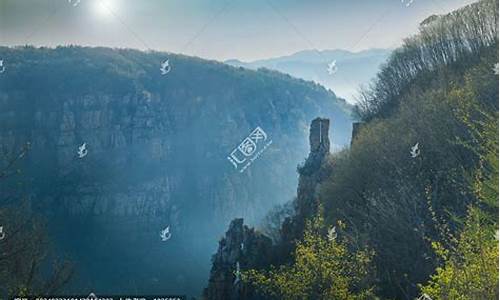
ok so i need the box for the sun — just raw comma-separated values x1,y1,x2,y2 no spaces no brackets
93,0,116,18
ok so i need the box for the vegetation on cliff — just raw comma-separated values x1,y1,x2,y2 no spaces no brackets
233,0,498,299
0,146,73,297
419,60,499,299
243,209,373,300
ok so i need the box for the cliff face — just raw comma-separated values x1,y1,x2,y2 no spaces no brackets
0,46,352,296
204,219,273,300
281,117,333,246
204,118,335,299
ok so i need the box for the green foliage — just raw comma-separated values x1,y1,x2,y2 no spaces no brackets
246,1,499,298
243,210,374,300
419,207,498,299
317,2,498,298
418,64,499,299
321,80,480,298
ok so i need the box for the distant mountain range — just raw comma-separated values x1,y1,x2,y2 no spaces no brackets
225,49,391,103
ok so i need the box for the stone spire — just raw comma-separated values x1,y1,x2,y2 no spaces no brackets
280,117,333,255
309,117,330,156
301,118,330,174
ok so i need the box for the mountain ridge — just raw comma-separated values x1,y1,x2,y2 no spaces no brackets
224,48,391,103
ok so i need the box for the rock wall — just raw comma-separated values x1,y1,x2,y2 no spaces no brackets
203,219,273,300
204,118,335,299
280,117,334,263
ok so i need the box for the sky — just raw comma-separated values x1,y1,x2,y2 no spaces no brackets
0,0,477,62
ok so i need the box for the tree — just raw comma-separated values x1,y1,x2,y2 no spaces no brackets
356,0,498,121
243,209,373,300
418,69,499,300
0,203,73,297
418,207,498,299
0,144,73,298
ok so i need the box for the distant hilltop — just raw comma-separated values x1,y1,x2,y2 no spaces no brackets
225,48,391,103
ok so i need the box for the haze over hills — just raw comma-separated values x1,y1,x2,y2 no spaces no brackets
0,45,353,297
0,0,495,299
225,48,391,103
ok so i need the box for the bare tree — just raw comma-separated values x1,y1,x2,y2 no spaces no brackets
0,144,73,297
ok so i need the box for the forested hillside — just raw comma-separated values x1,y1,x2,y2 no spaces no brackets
0,46,353,297
206,0,499,299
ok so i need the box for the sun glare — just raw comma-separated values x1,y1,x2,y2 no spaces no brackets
93,0,116,18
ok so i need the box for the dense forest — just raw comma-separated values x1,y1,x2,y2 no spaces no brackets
205,0,499,299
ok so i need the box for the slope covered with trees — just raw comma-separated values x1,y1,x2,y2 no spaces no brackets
210,0,498,299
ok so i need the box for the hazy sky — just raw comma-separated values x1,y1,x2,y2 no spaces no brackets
0,0,477,61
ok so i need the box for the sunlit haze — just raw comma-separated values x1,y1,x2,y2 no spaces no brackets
0,0,477,61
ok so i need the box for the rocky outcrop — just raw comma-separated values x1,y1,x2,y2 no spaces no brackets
204,118,335,299
281,117,333,254
295,117,331,176
309,117,330,157
296,117,331,218
204,219,273,300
